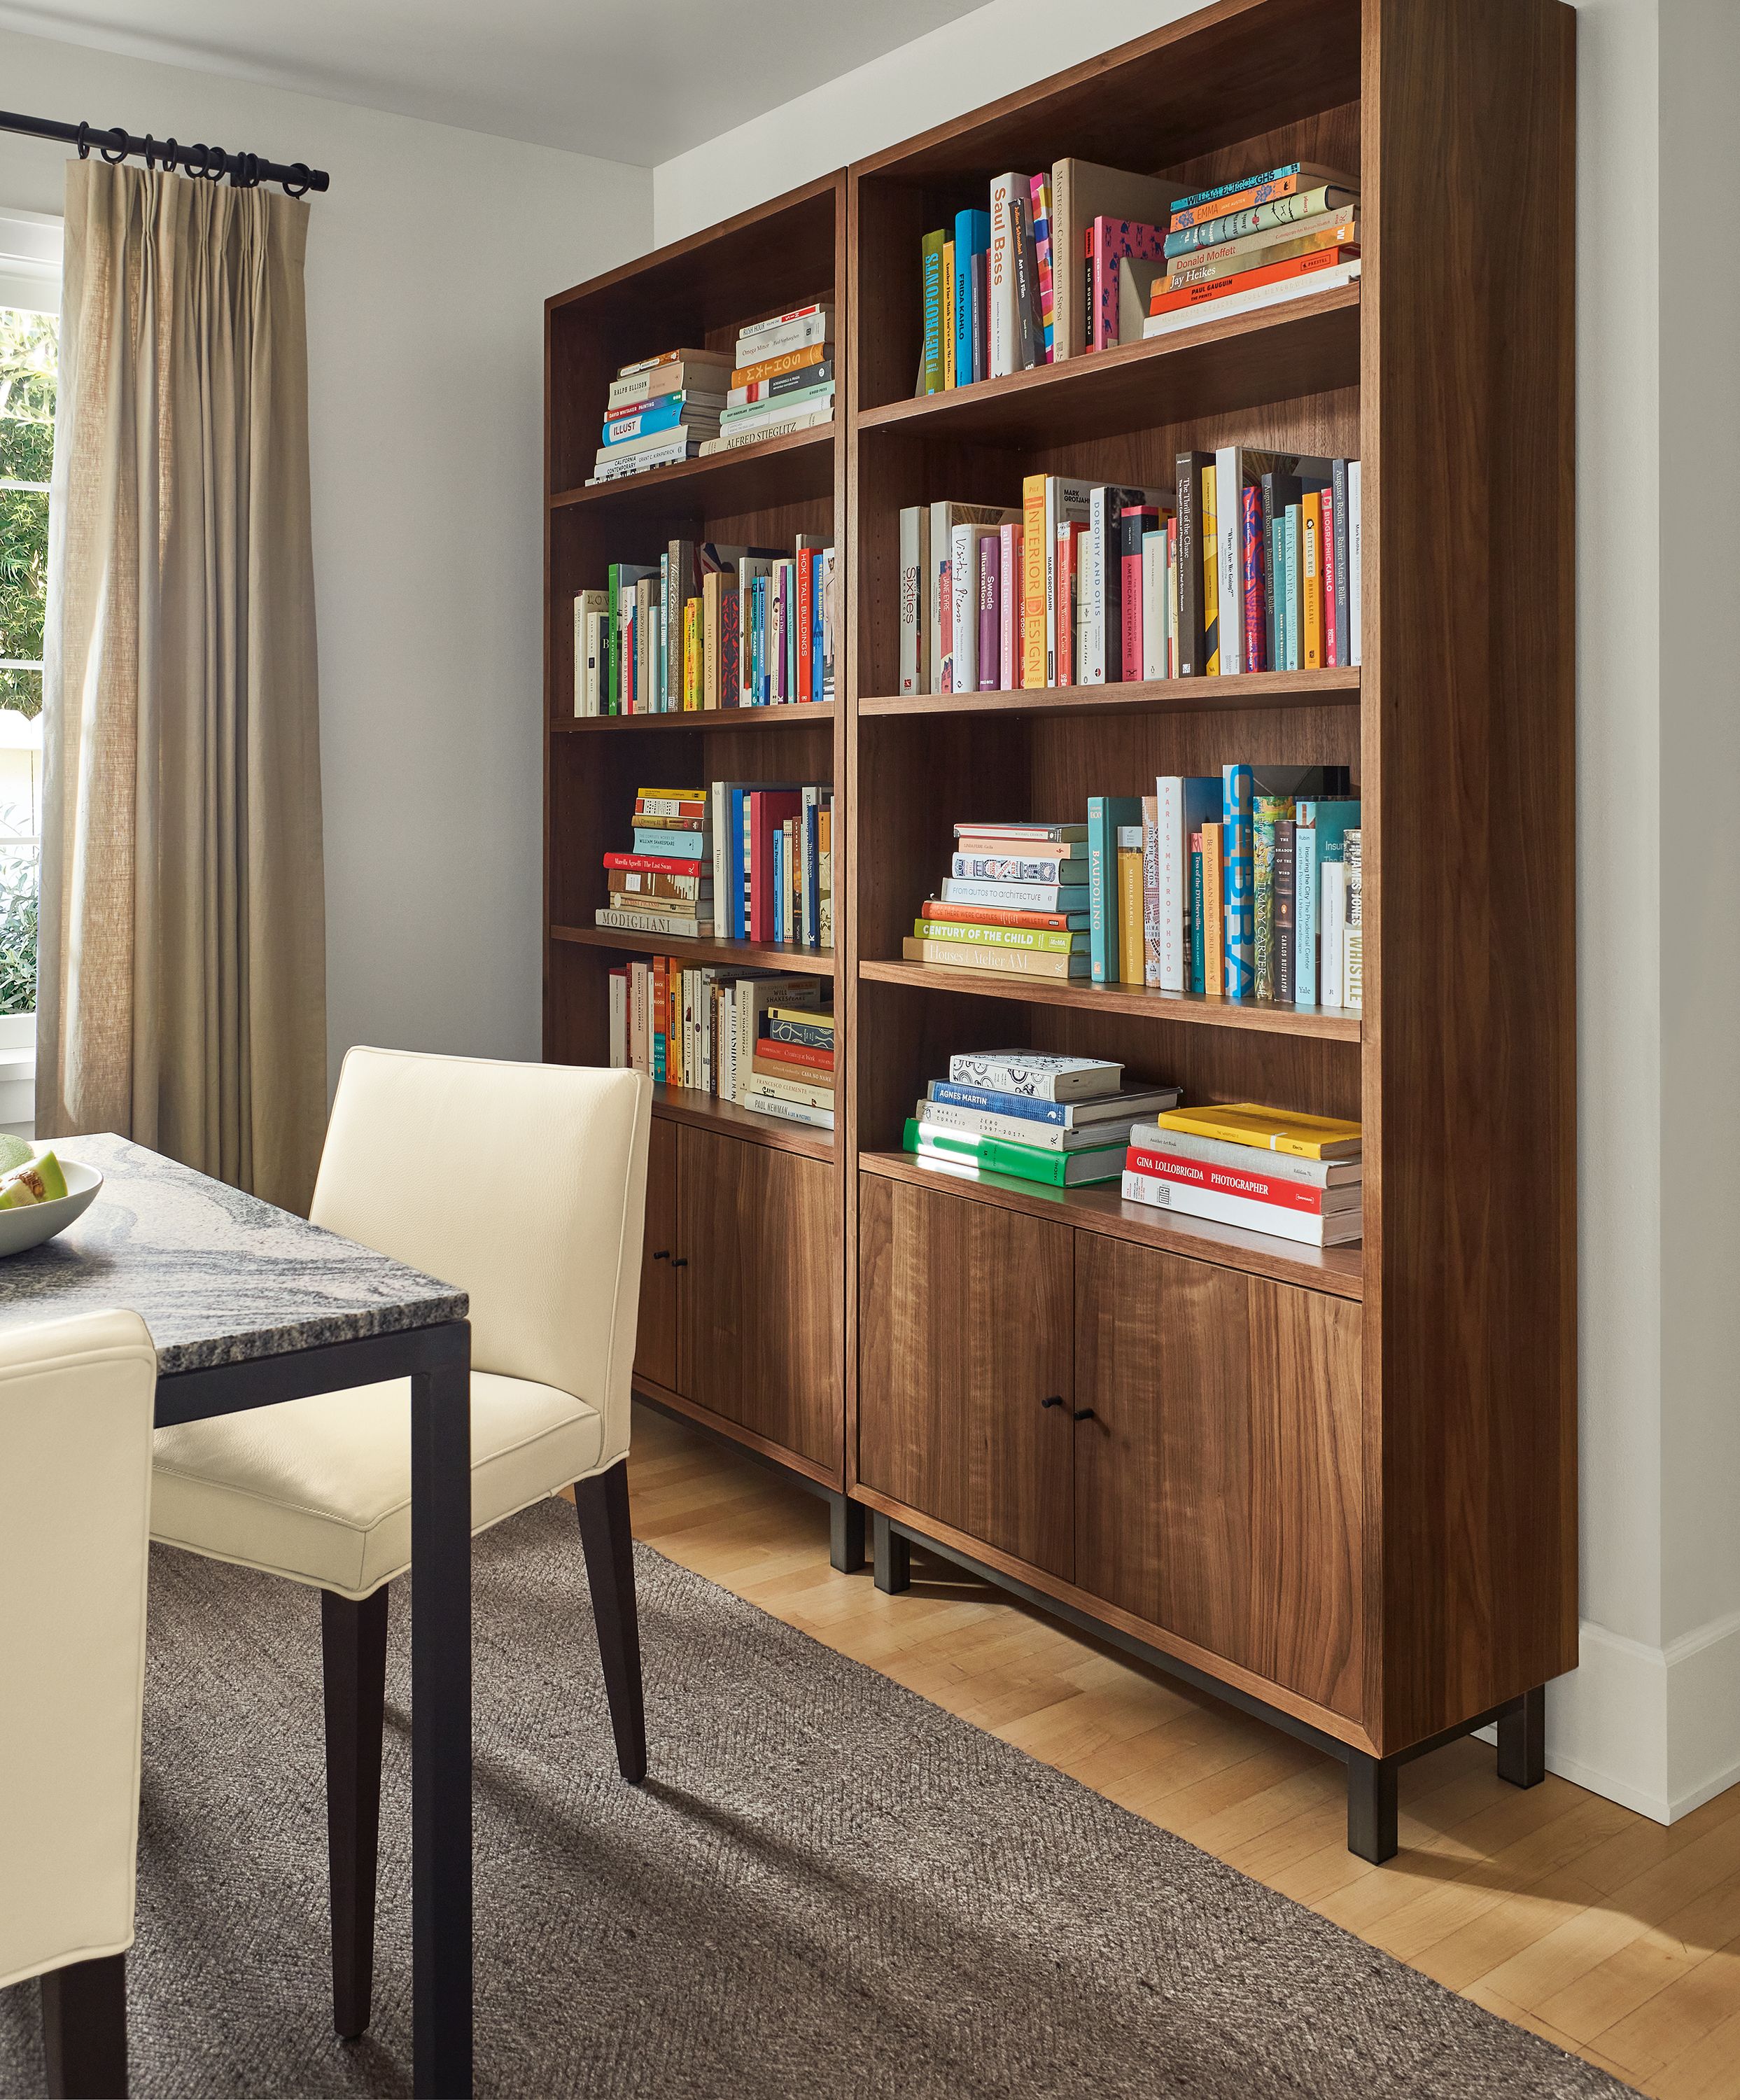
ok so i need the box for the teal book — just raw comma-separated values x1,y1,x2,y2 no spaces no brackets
1221,764,1255,997
1299,797,1361,862
1190,838,1206,993
953,209,990,384
904,1118,1125,1187
1295,820,1319,1004
1087,794,1143,983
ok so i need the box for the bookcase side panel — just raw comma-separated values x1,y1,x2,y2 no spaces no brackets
1363,0,1578,1753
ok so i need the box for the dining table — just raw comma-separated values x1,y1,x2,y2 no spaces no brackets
0,1133,475,2098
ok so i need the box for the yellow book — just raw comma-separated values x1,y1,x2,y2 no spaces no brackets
1303,491,1323,668
1153,1102,1363,1161
902,936,1084,981
943,239,957,389
1202,819,1225,996
1117,841,1144,987
683,599,701,709
1202,463,1219,675
702,570,722,710
1021,475,1048,687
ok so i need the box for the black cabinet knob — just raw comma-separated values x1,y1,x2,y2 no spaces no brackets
670,1256,689,1269
651,1249,671,1261
1072,1407,1096,1423
1041,1394,1065,1409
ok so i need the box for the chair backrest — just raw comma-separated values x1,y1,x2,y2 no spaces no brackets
0,1308,158,1989
312,1047,652,1464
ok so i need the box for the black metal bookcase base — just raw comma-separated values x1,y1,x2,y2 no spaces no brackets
869,1512,1548,1863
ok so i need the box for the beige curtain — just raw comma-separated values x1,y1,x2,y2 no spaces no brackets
38,160,326,1213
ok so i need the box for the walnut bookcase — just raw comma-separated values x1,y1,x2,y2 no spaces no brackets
545,0,1577,1861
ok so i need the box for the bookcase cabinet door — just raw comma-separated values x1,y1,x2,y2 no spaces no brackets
1074,1240,1364,1721
634,1114,680,1394
857,1175,1075,1581
675,1128,839,1474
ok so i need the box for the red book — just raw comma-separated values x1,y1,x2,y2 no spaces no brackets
756,1037,834,1072
745,790,800,941
1320,486,1339,667
1121,504,1157,684
603,851,708,877
1147,244,1359,318
921,900,1079,932
1123,1146,1353,1217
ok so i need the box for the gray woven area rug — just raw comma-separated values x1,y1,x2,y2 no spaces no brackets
2,1499,1632,2099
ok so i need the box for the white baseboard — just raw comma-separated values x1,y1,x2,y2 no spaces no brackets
1538,1611,1740,1823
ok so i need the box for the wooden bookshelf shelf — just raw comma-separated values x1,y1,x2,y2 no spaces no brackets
859,669,1358,722
652,1081,834,1161
556,704,836,734
860,1149,1363,1301
552,923,836,976
549,422,836,520
853,284,1360,451
858,958,1361,1040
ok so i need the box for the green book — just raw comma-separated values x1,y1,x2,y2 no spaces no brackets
904,1117,1125,1187
605,561,656,716
1252,794,1295,1000
911,918,1084,955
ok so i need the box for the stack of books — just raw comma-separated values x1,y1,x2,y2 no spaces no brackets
920,158,1237,383
1122,1102,1363,1248
589,347,730,484
702,304,834,456
1144,162,1361,342
894,451,1359,698
1084,768,1359,1007
575,534,837,715
708,778,834,949
904,822,1088,981
598,786,712,939
904,1052,1179,1187
609,960,829,1133
745,1003,836,1133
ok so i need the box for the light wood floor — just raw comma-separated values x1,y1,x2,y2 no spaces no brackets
626,1402,1740,2099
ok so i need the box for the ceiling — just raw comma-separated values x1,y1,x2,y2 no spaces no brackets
0,0,989,167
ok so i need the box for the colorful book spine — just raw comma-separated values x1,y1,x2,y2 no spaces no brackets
1087,795,1142,984
1117,827,1145,988
1221,764,1254,996
920,230,946,393
978,531,999,690
1029,175,1055,361
1202,463,1219,675
1274,817,1297,1002
1190,836,1206,993
1242,486,1266,673
1303,491,1323,668
1202,820,1225,997
1252,794,1292,1000
1295,819,1320,1005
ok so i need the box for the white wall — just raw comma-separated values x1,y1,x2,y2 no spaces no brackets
0,26,652,1082
654,0,1740,1823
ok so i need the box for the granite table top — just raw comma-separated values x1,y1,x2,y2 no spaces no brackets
0,1134,468,1375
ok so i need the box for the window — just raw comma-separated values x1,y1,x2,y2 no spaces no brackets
0,208,58,1035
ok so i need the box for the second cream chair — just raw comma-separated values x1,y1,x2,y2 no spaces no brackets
150,1047,653,2040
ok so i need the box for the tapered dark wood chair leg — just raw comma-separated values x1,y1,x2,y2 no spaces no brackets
41,1952,127,2099
872,1512,911,1595
1496,1684,1547,1788
829,1492,866,1573
1347,1751,1399,1863
321,1585,390,2041
575,1462,647,1782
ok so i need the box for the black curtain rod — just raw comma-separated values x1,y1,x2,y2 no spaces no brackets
0,108,329,195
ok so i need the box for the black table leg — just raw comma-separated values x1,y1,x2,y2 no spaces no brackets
40,1952,126,2099
1496,1684,1547,1788
829,1492,865,1573
1347,1750,1398,1863
873,1513,911,1594
411,1324,472,2097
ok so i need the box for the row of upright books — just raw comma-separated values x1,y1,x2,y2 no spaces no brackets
575,536,837,715
609,962,836,1135
902,767,1362,1007
915,157,1357,390
902,1053,1362,1249
588,305,835,486
897,453,1360,698
595,781,834,950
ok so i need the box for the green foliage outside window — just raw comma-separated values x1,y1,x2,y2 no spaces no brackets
1,308,57,719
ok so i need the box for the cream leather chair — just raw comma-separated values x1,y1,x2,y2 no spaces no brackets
1,1308,159,2100
150,1046,652,2042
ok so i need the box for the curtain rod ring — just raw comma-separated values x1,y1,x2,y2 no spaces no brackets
283,162,311,199
75,120,91,160
99,125,129,164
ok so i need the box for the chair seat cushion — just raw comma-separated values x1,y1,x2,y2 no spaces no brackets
150,1373,603,1599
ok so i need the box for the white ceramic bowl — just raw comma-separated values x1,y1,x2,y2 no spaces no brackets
0,1158,104,1257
